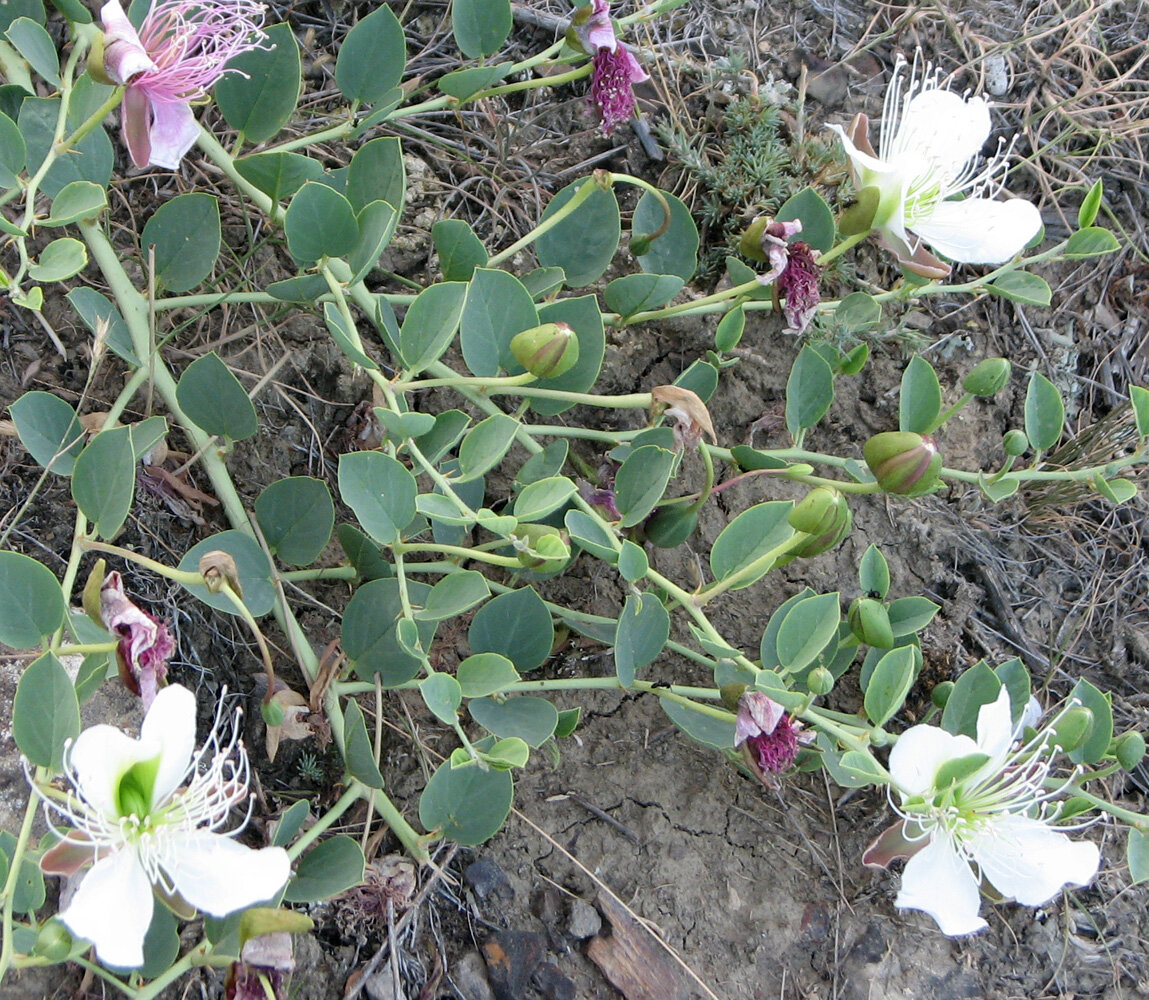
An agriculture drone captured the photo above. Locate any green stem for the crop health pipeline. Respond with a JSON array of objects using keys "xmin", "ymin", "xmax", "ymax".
[
  {"xmin": 58, "ymin": 85, "xmax": 125, "ymax": 151},
  {"xmin": 620, "ymin": 278, "xmax": 762, "ymax": 326},
  {"xmin": 1062, "ymin": 787, "xmax": 1148, "ymax": 832},
  {"xmin": 487, "ymin": 175, "xmax": 600, "ymax": 267},
  {"xmin": 131, "ymin": 941, "xmax": 213, "ymax": 1000},
  {"xmin": 694, "ymin": 533, "xmax": 810, "ymax": 605},
  {"xmin": 0, "ymin": 789, "xmax": 41, "ymax": 982},
  {"xmin": 925, "ymin": 392, "xmax": 973, "ymax": 436},
  {"xmin": 279, "ymin": 566, "xmax": 360, "ymax": 583},
  {"xmin": 392, "ymin": 542, "xmax": 521, "ymax": 568},
  {"xmin": 78, "ymin": 539, "xmax": 204, "ymax": 587},
  {"xmin": 816, "ymin": 230, "xmax": 868, "ymax": 267},
  {"xmin": 396, "ymin": 375, "xmax": 651, "ymax": 409}
]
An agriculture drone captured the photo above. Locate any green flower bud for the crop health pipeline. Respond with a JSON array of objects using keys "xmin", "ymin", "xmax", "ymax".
[
  {"xmin": 261, "ymin": 698, "xmax": 285, "ymax": 728},
  {"xmin": 738, "ymin": 218, "xmax": 771, "ymax": 263},
  {"xmin": 1003, "ymin": 429, "xmax": 1029, "ymax": 457},
  {"xmin": 848, "ymin": 597, "xmax": 894, "ymax": 650},
  {"xmin": 510, "ymin": 322, "xmax": 579, "ymax": 379},
  {"xmin": 962, "ymin": 358, "xmax": 1011, "ymax": 397},
  {"xmin": 786, "ymin": 488, "xmax": 852, "ymax": 559},
  {"xmin": 1114, "ymin": 730, "xmax": 1146, "ymax": 771},
  {"xmin": 512, "ymin": 524, "xmax": 571, "ymax": 568},
  {"xmin": 34, "ymin": 919, "xmax": 73, "ymax": 963},
  {"xmin": 807, "ymin": 667, "xmax": 834, "ymax": 696},
  {"xmin": 630, "ymin": 233, "xmax": 653, "ymax": 256},
  {"xmin": 1050, "ymin": 706, "xmax": 1094, "ymax": 753},
  {"xmin": 930, "ymin": 680, "xmax": 955, "ymax": 709},
  {"xmin": 863, "ymin": 431, "xmax": 943, "ymax": 496}
]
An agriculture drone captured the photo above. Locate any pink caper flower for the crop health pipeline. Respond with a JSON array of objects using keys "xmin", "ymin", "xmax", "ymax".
[
  {"xmin": 753, "ymin": 220, "xmax": 823, "ymax": 333},
  {"xmin": 100, "ymin": 570, "xmax": 175, "ymax": 709},
  {"xmin": 734, "ymin": 691, "xmax": 810, "ymax": 781},
  {"xmin": 574, "ymin": 0, "xmax": 649, "ymax": 135},
  {"xmin": 99, "ymin": 0, "xmax": 268, "ymax": 170}
]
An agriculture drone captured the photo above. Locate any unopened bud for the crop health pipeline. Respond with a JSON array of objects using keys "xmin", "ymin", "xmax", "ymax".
[
  {"xmin": 1114, "ymin": 730, "xmax": 1146, "ymax": 771},
  {"xmin": 511, "ymin": 524, "xmax": 570, "ymax": 568},
  {"xmin": 807, "ymin": 667, "xmax": 834, "ymax": 696},
  {"xmin": 1003, "ymin": 429, "xmax": 1029, "ymax": 457},
  {"xmin": 630, "ymin": 234, "xmax": 653, "ymax": 256},
  {"xmin": 510, "ymin": 322, "xmax": 579, "ymax": 379},
  {"xmin": 261, "ymin": 698, "xmax": 286, "ymax": 728},
  {"xmin": 930, "ymin": 680, "xmax": 955, "ymax": 709},
  {"xmin": 786, "ymin": 488, "xmax": 852, "ymax": 559},
  {"xmin": 34, "ymin": 919, "xmax": 73, "ymax": 962},
  {"xmin": 848, "ymin": 597, "xmax": 894, "ymax": 650},
  {"xmin": 962, "ymin": 358, "xmax": 1011, "ymax": 397},
  {"xmin": 239, "ymin": 908, "xmax": 314, "ymax": 948},
  {"xmin": 863, "ymin": 431, "xmax": 943, "ymax": 496},
  {"xmin": 1050, "ymin": 706, "xmax": 1094, "ymax": 753}
]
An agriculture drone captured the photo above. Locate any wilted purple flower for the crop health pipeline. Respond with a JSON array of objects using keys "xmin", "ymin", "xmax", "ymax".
[
  {"xmin": 752, "ymin": 219, "xmax": 822, "ymax": 332},
  {"xmin": 734, "ymin": 692, "xmax": 808, "ymax": 779},
  {"xmin": 100, "ymin": 0, "xmax": 267, "ymax": 169},
  {"xmin": 226, "ymin": 933, "xmax": 295, "ymax": 1000},
  {"xmin": 100, "ymin": 570, "xmax": 175, "ymax": 708},
  {"xmin": 578, "ymin": 479, "xmax": 621, "ymax": 521},
  {"xmin": 776, "ymin": 241, "xmax": 822, "ymax": 332},
  {"xmin": 574, "ymin": 0, "xmax": 649, "ymax": 135}
]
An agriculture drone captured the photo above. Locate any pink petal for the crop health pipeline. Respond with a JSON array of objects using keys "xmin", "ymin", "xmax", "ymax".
[
  {"xmin": 145, "ymin": 99, "xmax": 199, "ymax": 170},
  {"xmin": 100, "ymin": 0, "xmax": 157, "ymax": 83}
]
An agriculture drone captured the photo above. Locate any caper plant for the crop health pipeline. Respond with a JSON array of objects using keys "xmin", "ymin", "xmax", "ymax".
[{"xmin": 0, "ymin": 0, "xmax": 1146, "ymax": 993}]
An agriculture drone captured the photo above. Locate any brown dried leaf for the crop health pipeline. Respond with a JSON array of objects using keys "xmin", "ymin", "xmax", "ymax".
[{"xmin": 651, "ymin": 385, "xmax": 717, "ymax": 445}]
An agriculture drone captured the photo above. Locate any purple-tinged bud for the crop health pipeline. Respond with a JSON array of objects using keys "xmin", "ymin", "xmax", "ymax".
[
  {"xmin": 863, "ymin": 431, "xmax": 943, "ymax": 496},
  {"xmin": 511, "ymin": 322, "xmax": 579, "ymax": 379},
  {"xmin": 848, "ymin": 597, "xmax": 894, "ymax": 650},
  {"xmin": 962, "ymin": 358, "xmax": 1011, "ymax": 397}
]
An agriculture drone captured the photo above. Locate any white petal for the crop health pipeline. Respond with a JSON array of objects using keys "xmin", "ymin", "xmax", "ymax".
[
  {"xmin": 60, "ymin": 848, "xmax": 154, "ymax": 969},
  {"xmin": 163, "ymin": 832, "xmax": 290, "ymax": 916},
  {"xmin": 892, "ymin": 90, "xmax": 991, "ymax": 179},
  {"xmin": 889, "ymin": 724, "xmax": 978, "ymax": 797},
  {"xmin": 69, "ymin": 725, "xmax": 160, "ymax": 820},
  {"xmin": 971, "ymin": 815, "xmax": 1100, "ymax": 906},
  {"xmin": 975, "ymin": 687, "xmax": 1016, "ymax": 766},
  {"xmin": 99, "ymin": 1, "xmax": 156, "ymax": 83},
  {"xmin": 140, "ymin": 684, "xmax": 196, "ymax": 804},
  {"xmin": 896, "ymin": 831, "xmax": 987, "ymax": 936},
  {"xmin": 911, "ymin": 198, "xmax": 1042, "ymax": 264},
  {"xmin": 145, "ymin": 101, "xmax": 200, "ymax": 170}
]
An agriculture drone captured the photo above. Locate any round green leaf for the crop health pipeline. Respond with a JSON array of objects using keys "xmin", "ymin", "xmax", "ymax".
[
  {"xmin": 283, "ymin": 836, "xmax": 365, "ymax": 903},
  {"xmin": 535, "ymin": 180, "xmax": 619, "ymax": 287},
  {"xmin": 235, "ymin": 151, "xmax": 323, "ymax": 204},
  {"xmin": 216, "ymin": 23, "xmax": 300, "ymax": 144},
  {"xmin": 338, "ymin": 451, "xmax": 418, "ymax": 545},
  {"xmin": 342, "ymin": 698, "xmax": 384, "ymax": 788},
  {"xmin": 513, "ymin": 476, "xmax": 576, "ymax": 523},
  {"xmin": 71, "ymin": 425, "xmax": 135, "ymax": 539},
  {"xmin": 469, "ymin": 587, "xmax": 553, "ymax": 672},
  {"xmin": 419, "ymin": 759, "xmax": 512, "ymax": 845},
  {"xmin": 346, "ymin": 136, "xmax": 406, "ymax": 214},
  {"xmin": 255, "ymin": 477, "xmax": 334, "ymax": 567},
  {"xmin": 469, "ymin": 696, "xmax": 558, "ymax": 747},
  {"xmin": 343, "ymin": 579, "xmax": 435, "ymax": 684},
  {"xmin": 28, "ymin": 237, "xmax": 86, "ymax": 281},
  {"xmin": 834, "ymin": 291, "xmax": 882, "ymax": 333},
  {"xmin": 457, "ymin": 653, "xmax": 520, "ymax": 698},
  {"xmin": 284, "ymin": 182, "xmax": 358, "ymax": 263},
  {"xmin": 659, "ymin": 697, "xmax": 735, "ymax": 750},
  {"xmin": 614, "ymin": 445, "xmax": 676, "ymax": 528},
  {"xmin": 9, "ymin": 390, "xmax": 83, "ymax": 475},
  {"xmin": 66, "ymin": 287, "xmax": 136, "ymax": 364},
  {"xmin": 776, "ymin": 186, "xmax": 835, "ymax": 253},
  {"xmin": 711, "ymin": 501, "xmax": 794, "ymax": 587},
  {"xmin": 1064, "ymin": 227, "xmax": 1119, "ymax": 259},
  {"xmin": 416, "ymin": 571, "xmax": 490, "ymax": 621},
  {"xmin": 714, "ymin": 306, "xmax": 745, "ymax": 352},
  {"xmin": 335, "ymin": 5, "xmax": 406, "ymax": 104},
  {"xmin": 785, "ymin": 344, "xmax": 834, "ymax": 435},
  {"xmin": 988, "ymin": 271, "xmax": 1052, "ymax": 306},
  {"xmin": 177, "ymin": 531, "xmax": 276, "ymax": 616},
  {"xmin": 633, "ymin": 189, "xmax": 698, "ymax": 281},
  {"xmin": 899, "ymin": 355, "xmax": 942, "ymax": 434},
  {"xmin": 460, "ymin": 268, "xmax": 538, "ymax": 377},
  {"xmin": 19, "ymin": 96, "xmax": 112, "ymax": 197},
  {"xmin": 44, "ymin": 180, "xmax": 107, "ymax": 225},
  {"xmin": 456, "ymin": 412, "xmax": 519, "ymax": 483},
  {"xmin": 398, "ymin": 280, "xmax": 468, "ymax": 374},
  {"xmin": 1024, "ymin": 372, "xmax": 1065, "ymax": 451},
  {"xmin": 438, "ymin": 61, "xmax": 512, "ymax": 101},
  {"xmin": 863, "ymin": 646, "xmax": 916, "ymax": 727},
  {"xmin": 176, "ymin": 352, "xmax": 257, "ymax": 440},
  {"xmin": 1067, "ymin": 678, "xmax": 1112, "ymax": 766},
  {"xmin": 0, "ymin": 0, "xmax": 44, "ymax": 32},
  {"xmin": 0, "ymin": 111, "xmax": 25, "ymax": 188},
  {"xmin": 6, "ymin": 17, "xmax": 59, "ymax": 86},
  {"xmin": 776, "ymin": 592, "xmax": 841, "ymax": 674},
  {"xmin": 421, "ymin": 673, "xmax": 462, "ymax": 724},
  {"xmin": 0, "ymin": 552, "xmax": 65, "ymax": 649},
  {"xmin": 604, "ymin": 273, "xmax": 684, "ymax": 317},
  {"xmin": 140, "ymin": 193, "xmax": 221, "ymax": 293},
  {"xmin": 614, "ymin": 593, "xmax": 668, "ymax": 686},
  {"xmin": 433, "ymin": 218, "xmax": 488, "ymax": 281},
  {"xmin": 453, "ymin": 0, "xmax": 511, "ymax": 58},
  {"xmin": 616, "ymin": 540, "xmax": 648, "ymax": 583}
]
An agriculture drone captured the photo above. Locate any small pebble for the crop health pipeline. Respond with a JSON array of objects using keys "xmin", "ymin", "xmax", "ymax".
[
  {"xmin": 533, "ymin": 962, "xmax": 576, "ymax": 1000},
  {"xmin": 464, "ymin": 857, "xmax": 514, "ymax": 906},
  {"xmin": 482, "ymin": 930, "xmax": 545, "ymax": 1000},
  {"xmin": 453, "ymin": 951, "xmax": 496, "ymax": 1000},
  {"xmin": 567, "ymin": 899, "xmax": 602, "ymax": 940}
]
